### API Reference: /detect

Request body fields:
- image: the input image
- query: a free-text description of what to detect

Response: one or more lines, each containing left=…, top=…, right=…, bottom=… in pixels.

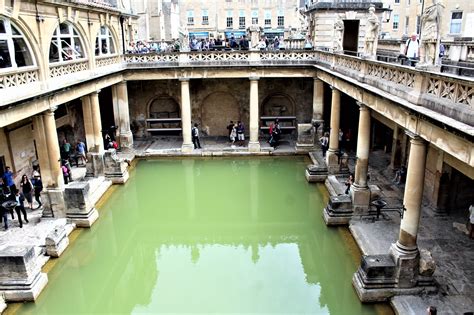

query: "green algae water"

left=14, top=157, right=389, bottom=314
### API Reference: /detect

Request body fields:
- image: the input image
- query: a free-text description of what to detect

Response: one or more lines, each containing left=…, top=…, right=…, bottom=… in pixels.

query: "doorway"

left=343, top=20, right=359, bottom=55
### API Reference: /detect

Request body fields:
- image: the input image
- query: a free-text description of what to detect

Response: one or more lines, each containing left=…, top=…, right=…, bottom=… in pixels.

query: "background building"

left=131, top=0, right=179, bottom=41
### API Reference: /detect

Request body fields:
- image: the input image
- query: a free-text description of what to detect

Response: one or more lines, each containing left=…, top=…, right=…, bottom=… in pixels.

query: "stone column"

left=248, top=77, right=261, bottom=152
left=43, top=109, right=64, bottom=188
left=81, top=95, right=95, bottom=152
left=180, top=78, right=193, bottom=153
left=389, top=125, right=401, bottom=170
left=351, top=103, right=371, bottom=210
left=390, top=132, right=427, bottom=288
left=312, top=78, right=324, bottom=123
left=90, top=91, right=104, bottom=153
left=32, top=115, right=53, bottom=187
left=326, top=86, right=341, bottom=172
left=116, top=81, right=133, bottom=148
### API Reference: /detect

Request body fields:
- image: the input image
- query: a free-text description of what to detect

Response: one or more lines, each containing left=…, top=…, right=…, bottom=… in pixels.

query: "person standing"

left=76, top=140, right=88, bottom=165
left=14, top=189, right=28, bottom=228
left=20, top=175, right=34, bottom=209
left=468, top=205, right=474, bottom=239
left=2, top=166, right=16, bottom=193
left=61, top=139, right=72, bottom=160
left=320, top=132, right=329, bottom=157
left=192, top=123, right=201, bottom=149
left=237, top=121, right=245, bottom=146
left=227, top=121, right=234, bottom=141
left=230, top=123, right=237, bottom=147
left=0, top=194, right=9, bottom=230
left=404, top=33, right=420, bottom=66
left=32, top=174, right=43, bottom=209
left=345, top=174, right=354, bottom=194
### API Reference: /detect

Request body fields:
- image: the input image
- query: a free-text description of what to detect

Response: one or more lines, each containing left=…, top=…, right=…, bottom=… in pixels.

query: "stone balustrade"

left=49, top=59, right=89, bottom=78
left=0, top=67, right=39, bottom=90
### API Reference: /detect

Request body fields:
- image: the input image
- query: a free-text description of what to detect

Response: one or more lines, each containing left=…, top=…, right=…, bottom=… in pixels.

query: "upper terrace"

left=1, top=49, right=472, bottom=139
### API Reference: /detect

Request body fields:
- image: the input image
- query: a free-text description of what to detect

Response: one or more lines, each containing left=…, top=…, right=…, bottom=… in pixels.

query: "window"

left=416, top=15, right=421, bottom=34
left=404, top=16, right=409, bottom=35
left=264, top=10, right=271, bottom=28
left=202, top=9, right=209, bottom=25
left=187, top=10, right=194, bottom=25
left=450, top=11, right=463, bottom=34
left=394, top=0, right=400, bottom=3
left=277, top=16, right=284, bottom=28
left=252, top=10, right=258, bottom=25
left=0, top=18, right=34, bottom=69
left=392, top=14, right=399, bottom=30
left=227, top=10, right=233, bottom=28
left=95, top=26, right=116, bottom=56
left=239, top=17, right=246, bottom=29
left=49, top=23, right=85, bottom=63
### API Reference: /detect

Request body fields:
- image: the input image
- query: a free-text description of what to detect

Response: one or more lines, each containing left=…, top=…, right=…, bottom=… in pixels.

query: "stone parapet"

left=0, top=246, right=48, bottom=302
left=64, top=181, right=99, bottom=228
left=103, top=150, right=129, bottom=184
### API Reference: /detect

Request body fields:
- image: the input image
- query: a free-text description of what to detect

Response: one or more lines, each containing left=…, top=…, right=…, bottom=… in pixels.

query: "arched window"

left=49, top=23, right=85, bottom=63
left=0, top=18, right=34, bottom=69
left=95, top=26, right=116, bottom=56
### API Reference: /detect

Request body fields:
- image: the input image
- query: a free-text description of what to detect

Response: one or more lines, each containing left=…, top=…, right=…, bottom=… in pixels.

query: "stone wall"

left=127, top=78, right=313, bottom=137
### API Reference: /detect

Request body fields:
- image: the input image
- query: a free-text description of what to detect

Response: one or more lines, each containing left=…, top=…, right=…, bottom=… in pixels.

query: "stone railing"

left=95, top=55, right=121, bottom=68
left=0, top=67, right=39, bottom=90
left=49, top=59, right=89, bottom=78
left=424, top=72, right=473, bottom=107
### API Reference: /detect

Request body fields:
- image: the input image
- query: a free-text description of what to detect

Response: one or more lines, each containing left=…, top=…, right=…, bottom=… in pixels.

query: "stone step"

left=87, top=177, right=112, bottom=207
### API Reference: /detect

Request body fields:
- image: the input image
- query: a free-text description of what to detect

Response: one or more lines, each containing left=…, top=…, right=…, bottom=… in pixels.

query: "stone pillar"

left=390, top=132, right=427, bottom=288
left=116, top=81, right=133, bottom=148
left=326, top=86, right=341, bottom=172
left=90, top=91, right=104, bottom=153
left=248, top=77, right=261, bottom=152
left=32, top=115, right=53, bottom=187
left=180, top=78, right=193, bottom=153
left=389, top=125, right=401, bottom=170
left=351, top=103, right=371, bottom=210
left=312, top=78, right=324, bottom=124
left=81, top=95, right=95, bottom=152
left=43, top=109, right=64, bottom=188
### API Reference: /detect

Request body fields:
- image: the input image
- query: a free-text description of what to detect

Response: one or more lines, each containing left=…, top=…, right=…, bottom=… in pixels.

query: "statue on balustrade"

left=420, top=0, right=445, bottom=65
left=364, top=6, right=380, bottom=58
left=333, top=17, right=344, bottom=53
left=179, top=25, right=190, bottom=52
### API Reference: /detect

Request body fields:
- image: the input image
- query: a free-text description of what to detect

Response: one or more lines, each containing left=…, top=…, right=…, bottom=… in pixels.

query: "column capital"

left=249, top=76, right=260, bottom=81
left=179, top=78, right=190, bottom=82
left=405, top=131, right=424, bottom=144
left=313, top=77, right=322, bottom=82
left=118, top=80, right=128, bottom=86
left=91, top=90, right=101, bottom=95
left=329, top=85, right=337, bottom=90
left=356, top=101, right=369, bottom=110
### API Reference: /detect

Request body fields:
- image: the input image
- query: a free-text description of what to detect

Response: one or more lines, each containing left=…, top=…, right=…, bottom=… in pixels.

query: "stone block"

left=419, top=249, right=436, bottom=277
left=295, top=124, right=315, bottom=152
left=45, top=225, right=70, bottom=258
left=351, top=186, right=371, bottom=212
left=86, top=152, right=105, bottom=177
left=305, top=161, right=328, bottom=183
left=323, top=194, right=353, bottom=225
left=0, top=295, right=6, bottom=313
left=248, top=141, right=261, bottom=152
left=103, top=150, right=130, bottom=184
left=369, top=185, right=382, bottom=200
left=42, top=188, right=66, bottom=218
left=0, top=246, right=48, bottom=302
left=64, top=181, right=98, bottom=228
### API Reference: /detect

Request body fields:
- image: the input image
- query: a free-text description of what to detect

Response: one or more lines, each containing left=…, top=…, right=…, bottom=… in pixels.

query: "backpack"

left=191, top=127, right=197, bottom=137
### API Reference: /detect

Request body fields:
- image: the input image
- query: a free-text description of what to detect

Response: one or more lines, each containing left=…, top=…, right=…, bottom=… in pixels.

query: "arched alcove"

left=148, top=96, right=180, bottom=118
left=261, top=93, right=295, bottom=117
left=201, top=92, right=240, bottom=136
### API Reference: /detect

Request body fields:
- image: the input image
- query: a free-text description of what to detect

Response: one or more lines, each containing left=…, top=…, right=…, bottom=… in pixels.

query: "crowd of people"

left=126, top=34, right=294, bottom=54
left=1, top=166, right=43, bottom=230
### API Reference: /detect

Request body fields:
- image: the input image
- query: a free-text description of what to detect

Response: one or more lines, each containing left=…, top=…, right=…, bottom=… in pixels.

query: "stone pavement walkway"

left=346, top=150, right=474, bottom=314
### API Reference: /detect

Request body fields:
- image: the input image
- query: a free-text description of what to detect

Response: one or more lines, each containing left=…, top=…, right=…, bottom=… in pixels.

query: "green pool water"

left=14, top=157, right=389, bottom=314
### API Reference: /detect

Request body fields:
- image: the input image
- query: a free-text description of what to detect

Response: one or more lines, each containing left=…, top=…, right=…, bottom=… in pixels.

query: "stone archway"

left=261, top=93, right=295, bottom=117
left=201, top=92, right=240, bottom=136
left=148, top=96, right=180, bottom=118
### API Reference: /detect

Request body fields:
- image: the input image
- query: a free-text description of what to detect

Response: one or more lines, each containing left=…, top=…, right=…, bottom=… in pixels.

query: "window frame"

left=49, top=22, right=86, bottom=64
left=392, top=14, right=399, bottom=30
left=449, top=11, right=463, bottom=34
left=277, top=16, right=284, bottom=28
left=227, top=17, right=233, bottom=28
left=95, top=26, right=116, bottom=57
left=239, top=16, right=246, bottom=29
left=0, top=17, right=36, bottom=71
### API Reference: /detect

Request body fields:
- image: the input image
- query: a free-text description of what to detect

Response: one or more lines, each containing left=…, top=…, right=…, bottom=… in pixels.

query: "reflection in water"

left=15, top=158, right=381, bottom=315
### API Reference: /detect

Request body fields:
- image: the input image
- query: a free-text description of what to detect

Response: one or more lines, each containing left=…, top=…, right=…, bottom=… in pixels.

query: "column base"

left=42, top=188, right=66, bottom=218
left=181, top=143, right=194, bottom=153
left=67, top=208, right=99, bottom=228
left=351, top=185, right=371, bottom=213
left=119, top=131, right=134, bottom=149
left=86, top=152, right=105, bottom=177
left=326, top=150, right=340, bottom=173
left=104, top=150, right=130, bottom=184
left=248, top=141, right=261, bottom=152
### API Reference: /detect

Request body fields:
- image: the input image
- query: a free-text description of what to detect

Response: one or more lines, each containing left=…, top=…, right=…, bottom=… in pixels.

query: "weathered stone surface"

left=41, top=188, right=66, bottom=218
left=86, top=152, right=105, bottom=177
left=295, top=124, right=315, bottom=152
left=0, top=295, right=6, bottom=313
left=0, top=246, right=48, bottom=302
left=323, top=194, right=353, bottom=225
left=64, top=181, right=98, bottom=228
left=45, top=226, right=70, bottom=258
left=103, top=149, right=129, bottom=184
left=419, top=249, right=436, bottom=277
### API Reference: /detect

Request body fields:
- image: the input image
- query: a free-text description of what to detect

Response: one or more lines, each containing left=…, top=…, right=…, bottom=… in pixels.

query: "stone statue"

left=297, top=8, right=309, bottom=34
left=420, top=0, right=444, bottom=65
left=364, top=6, right=380, bottom=58
left=178, top=25, right=190, bottom=52
left=333, top=17, right=344, bottom=52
